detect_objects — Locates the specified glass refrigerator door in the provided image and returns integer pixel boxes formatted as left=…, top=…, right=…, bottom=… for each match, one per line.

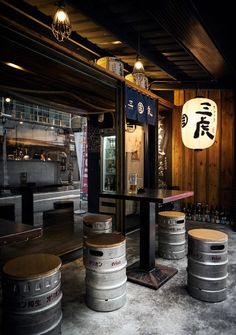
left=102, top=135, right=116, bottom=191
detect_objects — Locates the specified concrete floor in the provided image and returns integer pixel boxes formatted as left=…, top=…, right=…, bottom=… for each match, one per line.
left=61, top=224, right=236, bottom=335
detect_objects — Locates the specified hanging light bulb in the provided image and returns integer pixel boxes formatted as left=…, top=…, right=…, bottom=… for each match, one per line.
left=133, top=55, right=145, bottom=74
left=132, top=55, right=148, bottom=89
left=52, top=2, right=71, bottom=42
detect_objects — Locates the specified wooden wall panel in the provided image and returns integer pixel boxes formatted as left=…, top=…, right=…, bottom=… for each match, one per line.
left=172, top=90, right=184, bottom=189
left=173, top=90, right=235, bottom=210
left=220, top=91, right=234, bottom=209
left=183, top=90, right=196, bottom=203
left=208, top=90, right=221, bottom=208
left=194, top=90, right=208, bottom=205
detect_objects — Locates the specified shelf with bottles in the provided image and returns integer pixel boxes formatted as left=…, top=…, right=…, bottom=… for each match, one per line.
left=105, top=172, right=116, bottom=176
left=104, top=175, right=116, bottom=192
left=182, top=202, right=233, bottom=226
left=105, top=152, right=115, bottom=161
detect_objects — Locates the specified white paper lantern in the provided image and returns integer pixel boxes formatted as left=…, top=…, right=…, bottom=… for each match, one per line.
left=181, top=97, right=217, bottom=149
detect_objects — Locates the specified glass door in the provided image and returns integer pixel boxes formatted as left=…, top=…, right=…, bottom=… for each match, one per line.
left=102, top=135, right=116, bottom=192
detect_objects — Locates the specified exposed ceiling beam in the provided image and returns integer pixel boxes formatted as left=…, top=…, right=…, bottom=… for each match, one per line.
left=68, top=0, right=192, bottom=81
left=147, top=0, right=232, bottom=81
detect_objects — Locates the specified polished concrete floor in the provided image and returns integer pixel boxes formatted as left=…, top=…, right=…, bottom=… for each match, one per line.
left=0, top=220, right=235, bottom=335
left=61, top=223, right=236, bottom=335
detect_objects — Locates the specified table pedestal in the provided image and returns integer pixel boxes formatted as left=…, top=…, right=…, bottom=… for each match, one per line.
left=128, top=201, right=177, bottom=289
left=127, top=261, right=178, bottom=290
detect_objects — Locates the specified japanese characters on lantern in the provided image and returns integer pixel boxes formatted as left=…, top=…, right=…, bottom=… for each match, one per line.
left=182, top=97, right=217, bottom=149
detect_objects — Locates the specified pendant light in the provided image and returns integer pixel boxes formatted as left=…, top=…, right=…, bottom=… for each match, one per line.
left=133, top=55, right=145, bottom=74
left=132, top=33, right=148, bottom=89
left=52, top=2, right=71, bottom=42
left=181, top=97, right=217, bottom=149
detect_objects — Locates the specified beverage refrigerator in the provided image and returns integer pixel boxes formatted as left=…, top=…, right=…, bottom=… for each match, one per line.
left=101, top=135, right=116, bottom=192
left=99, top=126, right=144, bottom=215
left=99, top=135, right=116, bottom=213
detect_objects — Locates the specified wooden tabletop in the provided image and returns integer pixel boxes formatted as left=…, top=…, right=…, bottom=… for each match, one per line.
left=0, top=219, right=42, bottom=247
left=100, top=189, right=194, bottom=204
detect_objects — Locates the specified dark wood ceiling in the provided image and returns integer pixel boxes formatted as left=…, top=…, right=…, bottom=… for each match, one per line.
left=0, top=0, right=235, bottom=114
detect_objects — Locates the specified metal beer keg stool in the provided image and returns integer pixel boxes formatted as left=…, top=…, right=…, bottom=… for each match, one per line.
left=82, top=214, right=113, bottom=264
left=157, top=211, right=186, bottom=259
left=84, top=233, right=127, bottom=312
left=187, top=229, right=228, bottom=302
left=83, top=214, right=112, bottom=235
left=2, top=253, right=62, bottom=335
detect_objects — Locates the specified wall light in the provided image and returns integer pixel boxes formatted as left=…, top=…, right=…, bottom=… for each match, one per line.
left=181, top=97, right=217, bottom=149
left=52, top=2, right=71, bottom=42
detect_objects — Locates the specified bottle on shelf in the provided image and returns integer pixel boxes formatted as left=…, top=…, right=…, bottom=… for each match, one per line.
left=210, top=205, right=215, bottom=223
left=215, top=206, right=220, bottom=224
left=191, top=203, right=197, bottom=221
left=205, top=204, right=211, bottom=223
left=196, top=202, right=202, bottom=222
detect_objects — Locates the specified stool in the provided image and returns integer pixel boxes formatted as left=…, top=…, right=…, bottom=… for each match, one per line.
left=187, top=228, right=228, bottom=302
left=43, top=208, right=74, bottom=226
left=2, top=253, right=62, bottom=335
left=83, top=214, right=112, bottom=235
left=0, top=203, right=15, bottom=221
left=54, top=200, right=74, bottom=211
left=84, top=233, right=127, bottom=312
left=157, top=211, right=186, bottom=259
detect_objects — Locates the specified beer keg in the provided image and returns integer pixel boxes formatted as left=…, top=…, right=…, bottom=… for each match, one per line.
left=187, top=228, right=228, bottom=302
left=2, top=253, right=62, bottom=335
left=84, top=233, right=127, bottom=312
left=97, top=57, right=124, bottom=77
left=157, top=211, right=186, bottom=259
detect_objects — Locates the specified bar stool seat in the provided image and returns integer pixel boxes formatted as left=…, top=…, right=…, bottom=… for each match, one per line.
left=83, top=213, right=112, bottom=235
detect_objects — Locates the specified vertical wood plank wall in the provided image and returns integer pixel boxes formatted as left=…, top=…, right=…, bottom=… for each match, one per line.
left=172, top=90, right=235, bottom=210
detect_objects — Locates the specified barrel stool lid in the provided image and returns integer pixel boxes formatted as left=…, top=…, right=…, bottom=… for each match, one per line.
left=158, top=211, right=185, bottom=218
left=188, top=229, right=228, bottom=242
left=83, top=214, right=112, bottom=223
left=85, top=233, right=125, bottom=248
left=3, top=253, right=62, bottom=280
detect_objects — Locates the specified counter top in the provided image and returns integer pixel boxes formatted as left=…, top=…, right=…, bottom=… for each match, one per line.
left=0, top=219, right=42, bottom=246
left=100, top=189, right=194, bottom=204
left=7, top=160, right=60, bottom=162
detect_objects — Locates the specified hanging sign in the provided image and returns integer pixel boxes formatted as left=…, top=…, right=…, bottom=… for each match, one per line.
left=125, top=86, right=157, bottom=126
left=146, top=97, right=156, bottom=126
left=125, top=86, right=137, bottom=120
left=181, top=97, right=217, bottom=149
left=137, top=92, right=147, bottom=123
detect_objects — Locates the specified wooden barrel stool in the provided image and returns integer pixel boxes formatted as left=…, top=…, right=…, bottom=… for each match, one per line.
left=157, top=211, right=186, bottom=259
left=83, top=214, right=112, bottom=235
left=2, top=253, right=62, bottom=335
left=187, top=229, right=228, bottom=302
left=84, top=233, right=127, bottom=312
